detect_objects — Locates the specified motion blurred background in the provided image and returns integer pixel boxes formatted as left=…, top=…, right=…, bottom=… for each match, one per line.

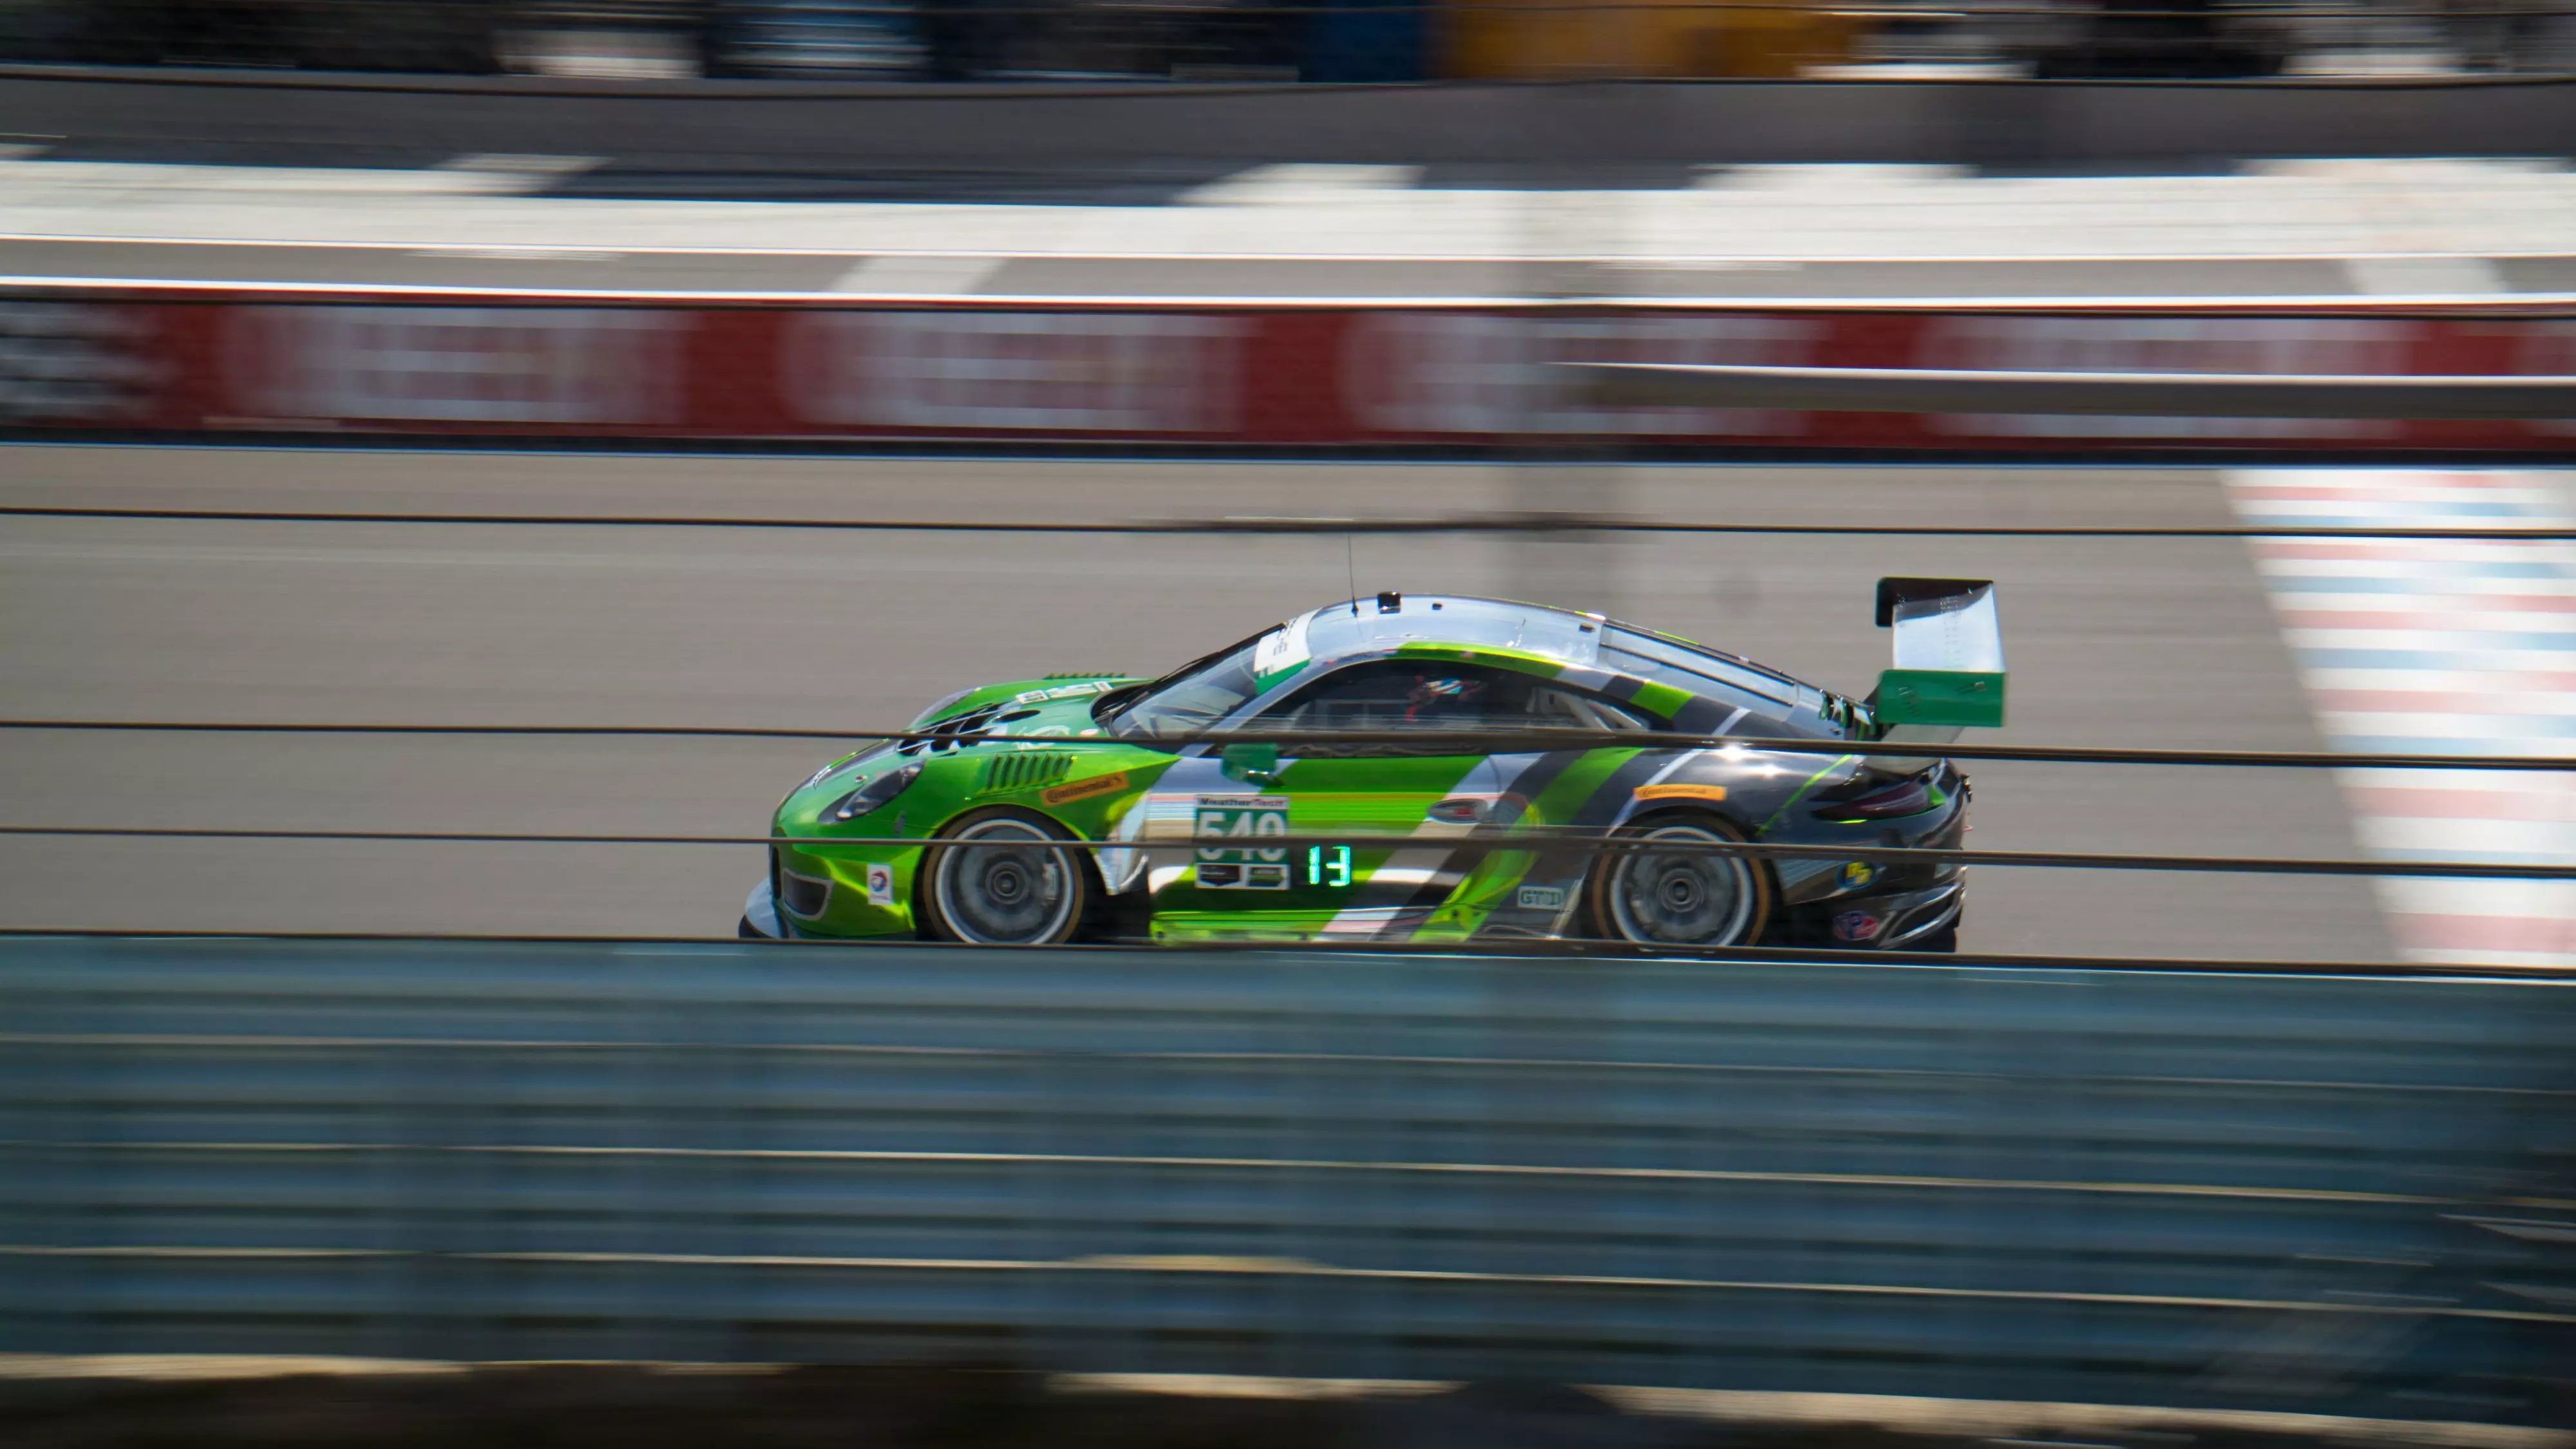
left=3, top=1, right=2574, bottom=1439
left=5, top=0, right=2573, bottom=78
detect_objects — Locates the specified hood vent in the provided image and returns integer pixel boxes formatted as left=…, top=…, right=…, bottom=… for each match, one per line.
left=978, top=752, right=1074, bottom=794
left=899, top=703, right=1005, bottom=756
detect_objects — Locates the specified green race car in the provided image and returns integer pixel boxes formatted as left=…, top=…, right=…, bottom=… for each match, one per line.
left=744, top=582, right=2003, bottom=951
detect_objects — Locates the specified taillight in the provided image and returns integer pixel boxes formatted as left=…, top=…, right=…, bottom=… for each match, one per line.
left=1816, top=775, right=1937, bottom=822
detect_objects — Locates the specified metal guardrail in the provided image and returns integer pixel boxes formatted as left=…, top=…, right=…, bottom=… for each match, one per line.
left=2, top=935, right=2570, bottom=1418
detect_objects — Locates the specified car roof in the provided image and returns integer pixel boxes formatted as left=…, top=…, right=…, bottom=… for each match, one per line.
left=1294, top=596, right=1606, bottom=667
left=1273, top=595, right=1815, bottom=711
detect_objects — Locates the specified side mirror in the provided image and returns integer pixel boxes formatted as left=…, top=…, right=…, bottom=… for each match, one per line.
left=1220, top=741, right=1281, bottom=786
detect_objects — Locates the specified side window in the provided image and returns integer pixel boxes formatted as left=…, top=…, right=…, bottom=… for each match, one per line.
left=1256, top=659, right=1656, bottom=748
left=1598, top=630, right=1795, bottom=720
left=1532, top=687, right=1658, bottom=732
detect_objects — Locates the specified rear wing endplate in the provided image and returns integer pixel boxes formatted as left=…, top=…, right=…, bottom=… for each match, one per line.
left=1869, top=578, right=2005, bottom=753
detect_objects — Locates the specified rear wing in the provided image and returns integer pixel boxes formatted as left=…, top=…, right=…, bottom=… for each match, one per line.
left=1868, top=578, right=2005, bottom=755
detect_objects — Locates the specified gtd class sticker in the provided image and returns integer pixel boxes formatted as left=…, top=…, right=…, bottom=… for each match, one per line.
left=1251, top=613, right=1313, bottom=682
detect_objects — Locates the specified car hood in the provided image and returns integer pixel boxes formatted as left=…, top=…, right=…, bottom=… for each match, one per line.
left=911, top=674, right=1141, bottom=728
left=775, top=676, right=1146, bottom=826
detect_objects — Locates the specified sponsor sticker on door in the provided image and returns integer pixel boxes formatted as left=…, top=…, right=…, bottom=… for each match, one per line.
left=1195, top=795, right=1290, bottom=866
left=1197, top=862, right=1292, bottom=891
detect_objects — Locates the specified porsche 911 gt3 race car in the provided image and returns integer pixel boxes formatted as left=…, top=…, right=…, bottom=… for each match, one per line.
left=743, top=580, right=2003, bottom=952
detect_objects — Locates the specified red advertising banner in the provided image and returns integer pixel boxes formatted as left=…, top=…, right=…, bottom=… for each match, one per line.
left=5, top=288, right=2571, bottom=453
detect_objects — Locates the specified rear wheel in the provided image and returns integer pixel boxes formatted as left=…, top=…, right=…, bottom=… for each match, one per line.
left=1591, top=815, right=1771, bottom=948
left=921, top=808, right=1094, bottom=946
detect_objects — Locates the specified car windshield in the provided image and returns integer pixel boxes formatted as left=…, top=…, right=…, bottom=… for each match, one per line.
left=1105, top=629, right=1278, bottom=740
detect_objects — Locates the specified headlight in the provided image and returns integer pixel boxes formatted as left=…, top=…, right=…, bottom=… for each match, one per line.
left=798, top=742, right=890, bottom=794
left=828, top=764, right=920, bottom=822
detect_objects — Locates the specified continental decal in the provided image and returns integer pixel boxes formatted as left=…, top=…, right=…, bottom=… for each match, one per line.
left=1634, top=782, right=1727, bottom=803
left=1041, top=771, right=1131, bottom=806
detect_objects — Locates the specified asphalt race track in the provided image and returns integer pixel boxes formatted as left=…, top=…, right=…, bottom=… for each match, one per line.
left=0, top=445, right=2392, bottom=963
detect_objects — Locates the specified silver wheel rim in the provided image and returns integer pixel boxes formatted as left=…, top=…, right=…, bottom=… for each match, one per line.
left=936, top=818, right=1077, bottom=945
left=1607, top=824, right=1756, bottom=946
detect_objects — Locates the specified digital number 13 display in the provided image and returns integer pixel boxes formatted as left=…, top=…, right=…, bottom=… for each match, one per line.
left=1305, top=845, right=1352, bottom=887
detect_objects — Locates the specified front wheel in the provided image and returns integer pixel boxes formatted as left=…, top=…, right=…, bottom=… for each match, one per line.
left=920, top=808, right=1095, bottom=946
left=1590, top=815, right=1772, bottom=948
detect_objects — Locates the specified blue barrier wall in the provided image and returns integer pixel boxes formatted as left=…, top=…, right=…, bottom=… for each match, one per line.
left=1, top=936, right=2569, bottom=1421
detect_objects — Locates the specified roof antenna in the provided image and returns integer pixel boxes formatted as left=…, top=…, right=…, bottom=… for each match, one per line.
left=1346, top=533, right=1359, bottom=616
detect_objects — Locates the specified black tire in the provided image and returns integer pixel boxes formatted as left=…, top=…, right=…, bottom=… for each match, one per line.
left=1588, top=813, right=1772, bottom=949
left=919, top=807, right=1096, bottom=947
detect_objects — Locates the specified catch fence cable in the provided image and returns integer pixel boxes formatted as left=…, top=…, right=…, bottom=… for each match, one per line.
left=8, top=503, right=2576, bottom=542
left=8, top=825, right=2573, bottom=883
left=3, top=925, right=2562, bottom=979
left=3, top=719, right=2570, bottom=773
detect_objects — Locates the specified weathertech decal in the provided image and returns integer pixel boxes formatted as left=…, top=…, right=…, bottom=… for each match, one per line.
left=1041, top=771, right=1130, bottom=806
left=1635, top=782, right=1727, bottom=803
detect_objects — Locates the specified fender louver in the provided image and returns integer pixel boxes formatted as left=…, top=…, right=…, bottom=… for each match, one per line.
left=978, top=752, right=1074, bottom=794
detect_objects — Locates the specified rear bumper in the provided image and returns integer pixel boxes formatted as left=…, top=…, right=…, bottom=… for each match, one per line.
left=1779, top=876, right=1964, bottom=949
left=1875, top=880, right=1965, bottom=947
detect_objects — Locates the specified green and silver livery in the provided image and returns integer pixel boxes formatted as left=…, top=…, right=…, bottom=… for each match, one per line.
left=746, top=581, right=2000, bottom=951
